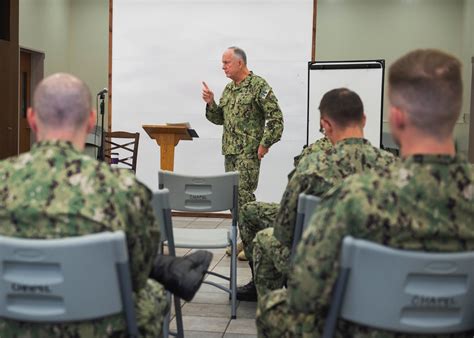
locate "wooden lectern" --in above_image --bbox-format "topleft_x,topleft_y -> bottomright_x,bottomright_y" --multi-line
142,124 -> 195,171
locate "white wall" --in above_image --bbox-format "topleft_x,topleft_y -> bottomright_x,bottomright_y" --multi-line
19,0 -> 109,114
69,0 -> 109,106
315,0 -> 472,154
113,0 -> 313,201
19,0 -> 71,75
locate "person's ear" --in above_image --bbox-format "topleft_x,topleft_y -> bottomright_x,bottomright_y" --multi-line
389,105 -> 406,131
361,113 -> 367,129
27,108 -> 38,134
86,110 -> 97,133
321,117 -> 332,135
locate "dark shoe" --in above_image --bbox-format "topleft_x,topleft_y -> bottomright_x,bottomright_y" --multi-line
150,250 -> 213,301
236,280 -> 257,302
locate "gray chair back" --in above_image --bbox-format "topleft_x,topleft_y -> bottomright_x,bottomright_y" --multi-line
152,189 -> 175,255
158,170 -> 240,319
151,189 -> 184,337
291,193 -> 320,256
158,170 -> 239,221
0,231 -> 138,337
323,236 -> 474,337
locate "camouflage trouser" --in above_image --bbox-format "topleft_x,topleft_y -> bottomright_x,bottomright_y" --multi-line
135,280 -> 170,337
257,289 -> 322,338
239,202 -> 279,262
253,228 -> 291,297
0,279 -> 169,338
256,289 -> 298,338
225,154 -> 260,210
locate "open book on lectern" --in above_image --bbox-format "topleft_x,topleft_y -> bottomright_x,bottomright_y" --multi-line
166,122 -> 199,138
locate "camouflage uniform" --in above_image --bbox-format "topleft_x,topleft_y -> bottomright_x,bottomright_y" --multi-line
0,141 -> 168,338
240,138 -> 332,261
206,72 -> 284,208
253,138 -> 396,296
257,154 -> 474,337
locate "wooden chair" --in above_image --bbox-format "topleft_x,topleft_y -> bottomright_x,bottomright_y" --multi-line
104,131 -> 140,173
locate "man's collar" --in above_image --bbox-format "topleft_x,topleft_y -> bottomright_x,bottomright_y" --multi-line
230,71 -> 253,90
32,140 -> 77,152
334,137 -> 369,148
404,153 -> 460,165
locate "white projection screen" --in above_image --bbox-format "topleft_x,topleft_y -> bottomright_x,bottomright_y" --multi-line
112,0 -> 313,202
307,61 -> 385,148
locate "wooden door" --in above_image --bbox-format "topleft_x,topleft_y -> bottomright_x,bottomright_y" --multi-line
0,0 -> 19,159
19,51 -> 31,153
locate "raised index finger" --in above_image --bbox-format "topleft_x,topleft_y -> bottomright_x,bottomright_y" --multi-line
202,81 -> 210,90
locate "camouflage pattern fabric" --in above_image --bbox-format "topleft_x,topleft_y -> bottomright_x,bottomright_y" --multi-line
225,153 -> 260,209
257,154 -> 474,337
239,138 -> 332,261
273,138 -> 396,249
206,72 -> 284,156
239,202 -> 279,262
288,137 -> 332,181
254,138 -> 396,296
292,137 -> 332,170
253,227 -> 291,296
0,141 -> 169,338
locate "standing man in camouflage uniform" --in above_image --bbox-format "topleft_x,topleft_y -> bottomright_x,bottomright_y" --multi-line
0,73 -> 212,338
257,49 -> 474,337
236,137 -> 332,301
202,46 -> 284,209
251,88 -> 396,300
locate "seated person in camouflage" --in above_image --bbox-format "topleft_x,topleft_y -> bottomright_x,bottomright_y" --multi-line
256,49 -> 474,337
252,88 -> 397,299
236,137 -> 332,301
0,73 -> 212,338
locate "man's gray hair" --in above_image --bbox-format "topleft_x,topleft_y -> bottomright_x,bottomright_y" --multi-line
228,46 -> 247,65
33,73 -> 92,129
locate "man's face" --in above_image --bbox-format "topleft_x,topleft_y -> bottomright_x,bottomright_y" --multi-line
222,50 -> 241,81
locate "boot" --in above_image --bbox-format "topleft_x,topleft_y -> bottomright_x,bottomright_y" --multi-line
236,261 -> 257,302
227,241 -> 244,256
149,250 -> 213,302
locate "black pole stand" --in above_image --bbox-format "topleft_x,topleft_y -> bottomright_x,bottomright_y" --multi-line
97,92 -> 106,161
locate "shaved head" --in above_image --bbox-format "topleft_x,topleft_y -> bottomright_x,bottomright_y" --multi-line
33,73 -> 92,130
389,49 -> 462,138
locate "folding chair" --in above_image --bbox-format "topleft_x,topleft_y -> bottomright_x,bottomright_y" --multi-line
158,170 -> 239,319
105,131 -> 140,173
152,189 -> 184,338
0,231 -> 139,337
291,193 -> 320,257
323,236 -> 474,338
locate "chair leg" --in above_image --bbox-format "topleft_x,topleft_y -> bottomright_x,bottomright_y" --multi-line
173,295 -> 184,338
230,226 -> 237,319
162,292 -> 171,338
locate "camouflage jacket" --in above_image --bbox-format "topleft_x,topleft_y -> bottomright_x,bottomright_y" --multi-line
206,72 -> 284,156
288,137 -> 332,181
0,141 -> 161,337
273,138 -> 396,248
289,154 -> 474,337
